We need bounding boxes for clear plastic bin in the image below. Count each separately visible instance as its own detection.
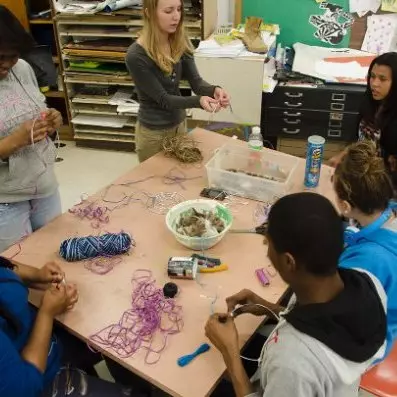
[205,144,299,202]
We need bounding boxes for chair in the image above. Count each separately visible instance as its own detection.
[360,343,397,397]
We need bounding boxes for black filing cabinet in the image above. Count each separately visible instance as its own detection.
[262,84,366,142]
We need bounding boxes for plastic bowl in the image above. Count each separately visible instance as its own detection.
[165,199,233,251]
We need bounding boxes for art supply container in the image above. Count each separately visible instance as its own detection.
[304,135,325,188]
[206,143,298,202]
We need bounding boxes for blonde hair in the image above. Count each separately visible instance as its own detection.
[140,0,194,75]
[334,141,393,214]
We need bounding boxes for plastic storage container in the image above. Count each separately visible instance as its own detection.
[205,144,299,202]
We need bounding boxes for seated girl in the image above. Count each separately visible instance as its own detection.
[333,141,397,359]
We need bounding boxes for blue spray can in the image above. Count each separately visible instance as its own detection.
[304,135,325,188]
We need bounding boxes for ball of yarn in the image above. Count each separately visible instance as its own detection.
[59,232,132,262]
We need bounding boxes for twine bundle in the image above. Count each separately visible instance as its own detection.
[162,135,203,164]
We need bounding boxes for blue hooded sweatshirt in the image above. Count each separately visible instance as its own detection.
[0,267,61,397]
[340,202,397,359]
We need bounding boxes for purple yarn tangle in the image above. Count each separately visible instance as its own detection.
[90,270,183,364]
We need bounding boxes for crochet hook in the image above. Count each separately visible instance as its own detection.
[177,343,211,367]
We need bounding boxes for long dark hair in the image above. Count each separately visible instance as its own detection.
[360,52,397,130]
[0,5,35,54]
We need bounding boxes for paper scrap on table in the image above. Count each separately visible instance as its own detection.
[361,14,397,55]
[381,0,397,12]
[349,0,380,17]
[72,114,130,128]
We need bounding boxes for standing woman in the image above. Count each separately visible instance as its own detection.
[126,0,230,162]
[0,6,63,253]
[330,52,397,188]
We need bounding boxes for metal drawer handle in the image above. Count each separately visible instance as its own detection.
[284,118,301,124]
[284,102,302,107]
[331,93,346,101]
[283,111,301,117]
[328,129,342,138]
[286,92,303,98]
[330,103,344,111]
[282,128,300,135]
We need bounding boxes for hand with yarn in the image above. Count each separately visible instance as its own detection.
[45,108,63,131]
[11,118,50,148]
[41,283,79,317]
[205,313,239,357]
[226,289,268,314]
[214,87,230,108]
[36,262,65,285]
[200,96,220,113]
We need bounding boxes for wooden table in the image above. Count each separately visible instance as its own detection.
[4,129,335,397]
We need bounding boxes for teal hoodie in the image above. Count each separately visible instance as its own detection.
[340,201,397,359]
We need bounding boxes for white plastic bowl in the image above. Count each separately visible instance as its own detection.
[165,199,233,251]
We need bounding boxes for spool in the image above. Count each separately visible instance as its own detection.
[163,282,178,298]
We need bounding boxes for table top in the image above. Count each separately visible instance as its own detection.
[5,129,335,397]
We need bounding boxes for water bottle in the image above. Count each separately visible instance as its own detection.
[248,126,263,150]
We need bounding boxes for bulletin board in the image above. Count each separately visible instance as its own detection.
[239,0,352,48]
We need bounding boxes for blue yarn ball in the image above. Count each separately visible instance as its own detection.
[59,232,132,262]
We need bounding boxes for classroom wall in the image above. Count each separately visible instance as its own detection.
[217,0,233,25]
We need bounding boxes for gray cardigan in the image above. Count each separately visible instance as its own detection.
[0,59,57,204]
[125,42,216,129]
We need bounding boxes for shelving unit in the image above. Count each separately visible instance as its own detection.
[28,0,73,140]
[53,0,218,151]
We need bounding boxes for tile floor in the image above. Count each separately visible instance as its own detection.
[54,142,138,212]
[54,142,376,397]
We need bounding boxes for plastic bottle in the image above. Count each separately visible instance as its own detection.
[248,126,263,150]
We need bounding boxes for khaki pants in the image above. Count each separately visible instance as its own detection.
[135,120,187,162]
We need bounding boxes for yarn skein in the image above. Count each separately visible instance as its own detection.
[60,232,133,262]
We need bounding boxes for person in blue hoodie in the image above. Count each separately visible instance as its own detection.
[0,256,147,397]
[334,140,397,359]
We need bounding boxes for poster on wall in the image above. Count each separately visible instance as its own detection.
[381,0,397,12]
[242,0,351,48]
[309,2,354,45]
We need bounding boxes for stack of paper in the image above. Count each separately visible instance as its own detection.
[196,39,245,58]
[53,1,99,14]
[72,114,130,128]
[293,43,375,85]
[361,14,397,55]
[108,88,140,114]
[53,0,142,14]
[196,32,274,58]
